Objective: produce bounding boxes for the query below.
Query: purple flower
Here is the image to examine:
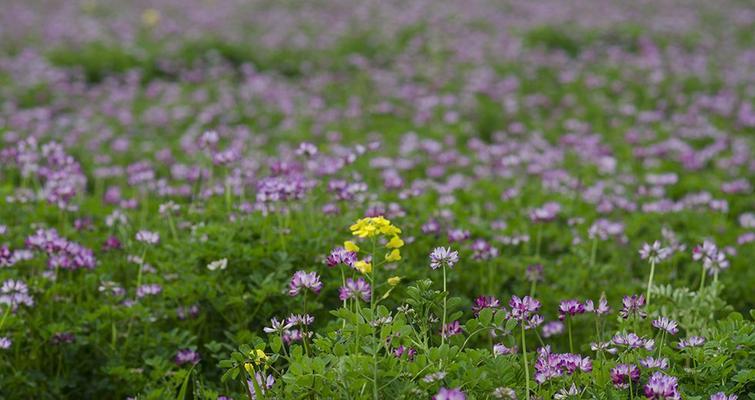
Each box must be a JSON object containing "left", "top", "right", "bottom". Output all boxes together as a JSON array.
[
  {"left": 339, "top": 278, "right": 371, "bottom": 302},
  {"left": 584, "top": 294, "right": 610, "bottom": 315},
  {"left": 433, "top": 387, "right": 466, "bottom": 400},
  {"left": 0, "top": 279, "right": 34, "bottom": 311},
  {"left": 326, "top": 247, "right": 357, "bottom": 268},
  {"left": 612, "top": 333, "right": 655, "bottom": 351},
  {"left": 492, "top": 387, "right": 517, "bottom": 399},
  {"left": 541, "top": 321, "right": 564, "bottom": 338},
  {"left": 508, "top": 295, "right": 541, "bottom": 322},
  {"left": 644, "top": 372, "right": 681, "bottom": 400},
  {"left": 677, "top": 336, "right": 705, "bottom": 349},
  {"left": 652, "top": 317, "right": 679, "bottom": 335},
  {"left": 0, "top": 245, "right": 14, "bottom": 268},
  {"left": 441, "top": 320, "right": 462, "bottom": 338},
  {"left": 429, "top": 247, "right": 459, "bottom": 269},
  {"left": 639, "top": 241, "right": 670, "bottom": 264},
  {"left": 263, "top": 317, "right": 295, "bottom": 334},
  {"left": 493, "top": 343, "right": 517, "bottom": 356},
  {"left": 135, "top": 230, "right": 160, "bottom": 245},
  {"left": 610, "top": 364, "right": 640, "bottom": 389},
  {"left": 710, "top": 393, "right": 738, "bottom": 400},
  {"left": 136, "top": 284, "right": 162, "bottom": 298},
  {"left": 247, "top": 372, "right": 274, "bottom": 400},
  {"left": 640, "top": 357, "right": 669, "bottom": 370},
  {"left": 590, "top": 341, "right": 617, "bottom": 354},
  {"left": 174, "top": 349, "right": 201, "bottom": 366},
  {"left": 286, "top": 313, "right": 315, "bottom": 326},
  {"left": 470, "top": 239, "right": 499, "bottom": 260},
  {"left": 529, "top": 202, "right": 561, "bottom": 223},
  {"left": 51, "top": 332, "right": 75, "bottom": 345},
  {"left": 554, "top": 384, "right": 583, "bottom": 399},
  {"left": 393, "top": 345, "right": 416, "bottom": 360},
  {"left": 533, "top": 346, "right": 592, "bottom": 384},
  {"left": 0, "top": 337, "right": 11, "bottom": 349},
  {"left": 525, "top": 264, "right": 544, "bottom": 282},
  {"left": 472, "top": 296, "right": 500, "bottom": 316},
  {"left": 619, "top": 295, "right": 647, "bottom": 319},
  {"left": 558, "top": 299, "right": 585, "bottom": 320},
  {"left": 288, "top": 271, "right": 322, "bottom": 296}
]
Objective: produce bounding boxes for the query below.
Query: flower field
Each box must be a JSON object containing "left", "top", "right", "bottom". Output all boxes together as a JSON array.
[{"left": 0, "top": 0, "right": 754, "bottom": 399}]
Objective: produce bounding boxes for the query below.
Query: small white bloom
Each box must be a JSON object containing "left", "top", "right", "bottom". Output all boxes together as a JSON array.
[{"left": 207, "top": 258, "right": 228, "bottom": 271}]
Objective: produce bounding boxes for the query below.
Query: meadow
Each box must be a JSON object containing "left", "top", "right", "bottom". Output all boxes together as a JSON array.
[{"left": 0, "top": 0, "right": 753, "bottom": 399}]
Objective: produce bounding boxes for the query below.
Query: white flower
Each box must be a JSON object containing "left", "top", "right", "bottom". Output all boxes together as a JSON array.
[{"left": 207, "top": 258, "right": 228, "bottom": 271}]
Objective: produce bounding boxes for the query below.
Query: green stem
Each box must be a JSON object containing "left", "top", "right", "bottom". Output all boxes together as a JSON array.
[
  {"left": 535, "top": 224, "right": 543, "bottom": 258},
  {"left": 645, "top": 259, "right": 656, "bottom": 309},
  {"left": 521, "top": 324, "right": 530, "bottom": 400},
  {"left": 567, "top": 317, "right": 574, "bottom": 353},
  {"left": 698, "top": 265, "right": 706, "bottom": 292},
  {"left": 589, "top": 237, "right": 598, "bottom": 268},
  {"left": 0, "top": 306, "right": 11, "bottom": 331},
  {"left": 441, "top": 264, "right": 447, "bottom": 346}
]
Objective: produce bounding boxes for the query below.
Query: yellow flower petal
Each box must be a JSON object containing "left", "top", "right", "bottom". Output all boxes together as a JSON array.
[
  {"left": 354, "top": 260, "right": 372, "bottom": 274},
  {"left": 387, "top": 276, "right": 401, "bottom": 286},
  {"left": 385, "top": 249, "right": 401, "bottom": 262},
  {"left": 344, "top": 241, "right": 360, "bottom": 252},
  {"left": 386, "top": 235, "right": 404, "bottom": 249}
]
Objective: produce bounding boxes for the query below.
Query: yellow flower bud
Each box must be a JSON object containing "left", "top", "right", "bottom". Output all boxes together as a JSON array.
[
  {"left": 387, "top": 276, "right": 401, "bottom": 286},
  {"left": 386, "top": 235, "right": 404, "bottom": 249},
  {"left": 354, "top": 260, "right": 372, "bottom": 274},
  {"left": 344, "top": 241, "right": 360, "bottom": 252},
  {"left": 385, "top": 249, "right": 401, "bottom": 262}
]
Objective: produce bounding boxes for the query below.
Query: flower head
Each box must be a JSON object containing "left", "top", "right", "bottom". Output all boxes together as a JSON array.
[
  {"left": 349, "top": 217, "right": 400, "bottom": 238},
  {"left": 610, "top": 364, "right": 640, "bottom": 389},
  {"left": 472, "top": 296, "right": 500, "bottom": 316},
  {"left": 644, "top": 372, "right": 681, "bottom": 400},
  {"left": 558, "top": 300, "right": 585, "bottom": 320},
  {"left": 441, "top": 320, "right": 462, "bottom": 338},
  {"left": 584, "top": 294, "right": 611, "bottom": 315},
  {"left": 288, "top": 271, "right": 322, "bottom": 296},
  {"left": 639, "top": 241, "right": 670, "bottom": 264},
  {"left": 619, "top": 294, "right": 647, "bottom": 319},
  {"left": 433, "top": 387, "right": 466, "bottom": 400},
  {"left": 207, "top": 258, "right": 228, "bottom": 271},
  {"left": 135, "top": 230, "right": 160, "bottom": 245},
  {"left": 429, "top": 247, "right": 459, "bottom": 270},
  {"left": 174, "top": 349, "right": 201, "bottom": 366},
  {"left": 652, "top": 317, "right": 679, "bottom": 335},
  {"left": 710, "top": 393, "right": 738, "bottom": 400},
  {"left": 339, "top": 278, "right": 371, "bottom": 302}
]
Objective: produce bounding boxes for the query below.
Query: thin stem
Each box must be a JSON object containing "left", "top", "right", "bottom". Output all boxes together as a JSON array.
[
  {"left": 521, "top": 324, "right": 530, "bottom": 400},
  {"left": 645, "top": 260, "right": 656, "bottom": 309},
  {"left": 535, "top": 224, "right": 543, "bottom": 258},
  {"left": 567, "top": 317, "right": 574, "bottom": 353},
  {"left": 0, "top": 306, "right": 11, "bottom": 331},
  {"left": 589, "top": 237, "right": 598, "bottom": 268},
  {"left": 698, "top": 265, "right": 706, "bottom": 292},
  {"left": 441, "top": 264, "right": 447, "bottom": 346}
]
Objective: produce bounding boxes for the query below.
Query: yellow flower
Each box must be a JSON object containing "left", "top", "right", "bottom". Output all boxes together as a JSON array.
[
  {"left": 385, "top": 249, "right": 401, "bottom": 262},
  {"left": 354, "top": 260, "right": 372, "bottom": 274},
  {"left": 254, "top": 349, "right": 268, "bottom": 363},
  {"left": 141, "top": 8, "right": 161, "bottom": 27},
  {"left": 387, "top": 276, "right": 401, "bottom": 286},
  {"left": 244, "top": 362, "right": 255, "bottom": 374},
  {"left": 344, "top": 241, "right": 360, "bottom": 252},
  {"left": 349, "top": 217, "right": 401, "bottom": 238},
  {"left": 386, "top": 235, "right": 404, "bottom": 249}
]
